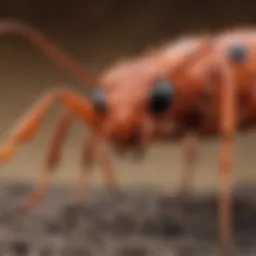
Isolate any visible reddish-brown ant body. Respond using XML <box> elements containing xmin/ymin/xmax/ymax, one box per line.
<box><xmin>0</xmin><ymin>20</ymin><xmax>254</xmax><ymax>248</ymax></box>
<box><xmin>0</xmin><ymin>20</ymin><xmax>209</xmax><ymax>211</ymax></box>
<box><xmin>148</xmin><ymin>28</ymin><xmax>256</xmax><ymax>248</ymax></box>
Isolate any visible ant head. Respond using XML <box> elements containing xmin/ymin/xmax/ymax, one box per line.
<box><xmin>87</xmin><ymin>37</ymin><xmax>210</xmax><ymax>155</ymax></box>
<box><xmin>87</xmin><ymin>58</ymin><xmax>177</xmax><ymax>156</ymax></box>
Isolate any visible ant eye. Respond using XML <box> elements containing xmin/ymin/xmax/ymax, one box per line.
<box><xmin>148</xmin><ymin>78</ymin><xmax>174</xmax><ymax>115</ymax></box>
<box><xmin>227</xmin><ymin>43</ymin><xmax>247</xmax><ymax>63</ymax></box>
<box><xmin>89</xmin><ymin>90</ymin><xmax>106</xmax><ymax>114</ymax></box>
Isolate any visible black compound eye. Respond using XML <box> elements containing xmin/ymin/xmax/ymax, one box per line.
<box><xmin>227</xmin><ymin>43</ymin><xmax>247</xmax><ymax>63</ymax></box>
<box><xmin>148</xmin><ymin>78</ymin><xmax>174</xmax><ymax>115</ymax></box>
<box><xmin>89</xmin><ymin>90</ymin><xmax>106</xmax><ymax>114</ymax></box>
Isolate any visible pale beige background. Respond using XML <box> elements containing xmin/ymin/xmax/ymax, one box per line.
<box><xmin>0</xmin><ymin>0</ymin><xmax>255</xmax><ymax>196</ymax></box>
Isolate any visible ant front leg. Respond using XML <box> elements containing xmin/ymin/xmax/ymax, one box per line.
<box><xmin>74</xmin><ymin>134</ymin><xmax>118</xmax><ymax>206</ymax></box>
<box><xmin>96</xmin><ymin>138</ymin><xmax>118</xmax><ymax>189</ymax></box>
<box><xmin>24</xmin><ymin>119</ymin><xmax>116</xmax><ymax>210</ymax></box>
<box><xmin>0</xmin><ymin>89</ymin><xmax>100</xmax><ymax>163</ymax></box>
<box><xmin>176</xmin><ymin>132</ymin><xmax>199</xmax><ymax>200</ymax></box>
<box><xmin>74</xmin><ymin>134</ymin><xmax>97</xmax><ymax>206</ymax></box>
<box><xmin>0</xmin><ymin>89</ymin><xmax>101</xmax><ymax>212</ymax></box>
<box><xmin>23</xmin><ymin>109</ymin><xmax>73</xmax><ymax>212</ymax></box>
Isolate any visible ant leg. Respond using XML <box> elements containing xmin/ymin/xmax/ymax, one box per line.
<box><xmin>96</xmin><ymin>138</ymin><xmax>118</xmax><ymax>189</ymax></box>
<box><xmin>23</xmin><ymin>109</ymin><xmax>73</xmax><ymax>212</ymax></box>
<box><xmin>176</xmin><ymin>132</ymin><xmax>199</xmax><ymax>199</ymax></box>
<box><xmin>0</xmin><ymin>89</ymin><xmax>100</xmax><ymax>211</ymax></box>
<box><xmin>218</xmin><ymin>133</ymin><xmax>234</xmax><ymax>248</ymax></box>
<box><xmin>74</xmin><ymin>135</ymin><xmax>118</xmax><ymax>206</ymax></box>
<box><xmin>24</xmin><ymin>118</ymin><xmax>114</xmax><ymax>210</ymax></box>
<box><xmin>0</xmin><ymin>89</ymin><xmax>99</xmax><ymax>164</ymax></box>
<box><xmin>74</xmin><ymin>134</ymin><xmax>96</xmax><ymax>206</ymax></box>
<box><xmin>217</xmin><ymin>59</ymin><xmax>236</xmax><ymax>247</ymax></box>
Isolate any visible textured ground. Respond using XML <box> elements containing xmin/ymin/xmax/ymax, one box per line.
<box><xmin>0</xmin><ymin>184</ymin><xmax>254</xmax><ymax>255</ymax></box>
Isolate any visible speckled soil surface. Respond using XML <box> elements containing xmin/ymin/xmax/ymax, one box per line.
<box><xmin>0</xmin><ymin>184</ymin><xmax>255</xmax><ymax>255</ymax></box>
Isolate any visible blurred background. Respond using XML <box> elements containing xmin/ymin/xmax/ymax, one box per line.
<box><xmin>0</xmin><ymin>0</ymin><xmax>255</xmax><ymax>195</ymax></box>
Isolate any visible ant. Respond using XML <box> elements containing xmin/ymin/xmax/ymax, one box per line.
<box><xmin>0</xmin><ymin>19</ymin><xmax>209</xmax><ymax>213</ymax></box>
<box><xmin>0</xmin><ymin>19</ymin><xmax>252</xmax><ymax>248</ymax></box>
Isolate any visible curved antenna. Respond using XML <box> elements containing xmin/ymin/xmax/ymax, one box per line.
<box><xmin>0</xmin><ymin>19</ymin><xmax>97</xmax><ymax>86</ymax></box>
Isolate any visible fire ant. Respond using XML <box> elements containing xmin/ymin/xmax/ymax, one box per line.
<box><xmin>0</xmin><ymin>19</ymin><xmax>210</xmax><ymax>212</ymax></box>
<box><xmin>0</xmin><ymin>19</ymin><xmax>252</xmax><ymax>248</ymax></box>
